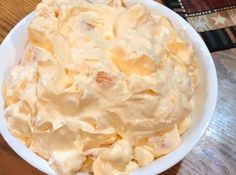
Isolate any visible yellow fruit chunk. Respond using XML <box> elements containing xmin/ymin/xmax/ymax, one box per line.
<box><xmin>168</xmin><ymin>42</ymin><xmax>193</xmax><ymax>65</ymax></box>
<box><xmin>111</xmin><ymin>48</ymin><xmax>157</xmax><ymax>76</ymax></box>
<box><xmin>168</xmin><ymin>42</ymin><xmax>188</xmax><ymax>54</ymax></box>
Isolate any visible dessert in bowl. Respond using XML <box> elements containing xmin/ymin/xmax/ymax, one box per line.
<box><xmin>0</xmin><ymin>0</ymin><xmax>217</xmax><ymax>175</ymax></box>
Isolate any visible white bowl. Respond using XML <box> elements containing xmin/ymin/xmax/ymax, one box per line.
<box><xmin>0</xmin><ymin>0</ymin><xmax>217</xmax><ymax>175</ymax></box>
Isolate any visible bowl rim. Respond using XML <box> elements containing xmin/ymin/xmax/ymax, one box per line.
<box><xmin>0</xmin><ymin>1</ymin><xmax>218</xmax><ymax>175</ymax></box>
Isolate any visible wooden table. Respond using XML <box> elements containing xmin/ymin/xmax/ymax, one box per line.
<box><xmin>0</xmin><ymin>1</ymin><xmax>235</xmax><ymax>175</ymax></box>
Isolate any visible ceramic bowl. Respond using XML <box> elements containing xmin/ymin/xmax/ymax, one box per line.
<box><xmin>0</xmin><ymin>0</ymin><xmax>217</xmax><ymax>174</ymax></box>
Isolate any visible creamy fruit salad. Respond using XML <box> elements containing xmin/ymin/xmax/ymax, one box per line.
<box><xmin>2</xmin><ymin>0</ymin><xmax>199</xmax><ymax>175</ymax></box>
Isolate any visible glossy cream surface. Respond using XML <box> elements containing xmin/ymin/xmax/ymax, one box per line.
<box><xmin>2</xmin><ymin>0</ymin><xmax>199</xmax><ymax>174</ymax></box>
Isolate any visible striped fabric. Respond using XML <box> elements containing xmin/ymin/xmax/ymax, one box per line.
<box><xmin>165</xmin><ymin>0</ymin><xmax>236</xmax><ymax>52</ymax></box>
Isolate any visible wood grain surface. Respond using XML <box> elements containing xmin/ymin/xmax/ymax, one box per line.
<box><xmin>0</xmin><ymin>1</ymin><xmax>235</xmax><ymax>175</ymax></box>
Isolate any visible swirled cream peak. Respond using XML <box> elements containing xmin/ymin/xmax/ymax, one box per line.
<box><xmin>3</xmin><ymin>0</ymin><xmax>199</xmax><ymax>175</ymax></box>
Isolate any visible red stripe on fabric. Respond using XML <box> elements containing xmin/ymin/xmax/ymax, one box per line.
<box><xmin>181</xmin><ymin>0</ymin><xmax>236</xmax><ymax>13</ymax></box>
